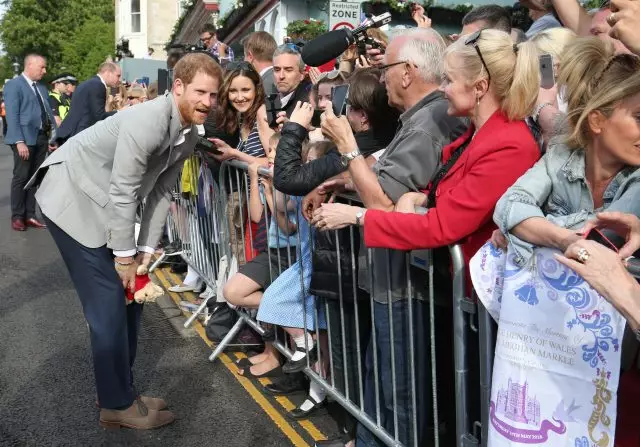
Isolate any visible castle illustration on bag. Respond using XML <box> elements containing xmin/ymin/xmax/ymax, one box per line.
<box><xmin>495</xmin><ymin>378</ymin><xmax>541</xmax><ymax>427</ymax></box>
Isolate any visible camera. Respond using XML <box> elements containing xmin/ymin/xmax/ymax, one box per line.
<box><xmin>357</xmin><ymin>36</ymin><xmax>384</xmax><ymax>58</ymax></box>
<box><xmin>265</xmin><ymin>94</ymin><xmax>283</xmax><ymax>129</ymax></box>
<box><xmin>115</xmin><ymin>39</ymin><xmax>134</xmax><ymax>61</ymax></box>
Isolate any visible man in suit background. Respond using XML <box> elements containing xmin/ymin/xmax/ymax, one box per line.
<box><xmin>242</xmin><ymin>31</ymin><xmax>277</xmax><ymax>95</ymax></box>
<box><xmin>28</xmin><ymin>53</ymin><xmax>222</xmax><ymax>429</ymax></box>
<box><xmin>272</xmin><ymin>44</ymin><xmax>310</xmax><ymax>117</ymax></box>
<box><xmin>4</xmin><ymin>53</ymin><xmax>58</xmax><ymax>231</ymax></box>
<box><xmin>56</xmin><ymin>62</ymin><xmax>121</xmax><ymax>143</ymax></box>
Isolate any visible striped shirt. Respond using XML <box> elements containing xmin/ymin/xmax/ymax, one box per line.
<box><xmin>237</xmin><ymin>121</ymin><xmax>265</xmax><ymax>158</ymax></box>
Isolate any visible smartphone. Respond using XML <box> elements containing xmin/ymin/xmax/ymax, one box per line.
<box><xmin>196</xmin><ymin>137</ymin><xmax>223</xmax><ymax>155</ymax></box>
<box><xmin>331</xmin><ymin>84</ymin><xmax>350</xmax><ymax>116</ymax></box>
<box><xmin>539</xmin><ymin>54</ymin><xmax>555</xmax><ymax>90</ymax></box>
<box><xmin>311</xmin><ymin>109</ymin><xmax>324</xmax><ymax>128</ymax></box>
<box><xmin>584</xmin><ymin>228</ymin><xmax>619</xmax><ymax>252</ymax></box>
<box><xmin>265</xmin><ymin>94</ymin><xmax>282</xmax><ymax>128</ymax></box>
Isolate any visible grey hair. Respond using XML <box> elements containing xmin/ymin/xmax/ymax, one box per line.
<box><xmin>98</xmin><ymin>62</ymin><xmax>120</xmax><ymax>74</ymax></box>
<box><xmin>394</xmin><ymin>28</ymin><xmax>447</xmax><ymax>84</ymax></box>
<box><xmin>272</xmin><ymin>45</ymin><xmax>305</xmax><ymax>71</ymax></box>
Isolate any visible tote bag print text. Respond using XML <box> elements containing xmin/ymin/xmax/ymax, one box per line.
<box><xmin>470</xmin><ymin>243</ymin><xmax>626</xmax><ymax>446</ymax></box>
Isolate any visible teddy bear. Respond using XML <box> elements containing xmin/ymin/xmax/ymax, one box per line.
<box><xmin>124</xmin><ymin>264</ymin><xmax>165</xmax><ymax>305</ymax></box>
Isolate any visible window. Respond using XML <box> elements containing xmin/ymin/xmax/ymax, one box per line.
<box><xmin>131</xmin><ymin>0</ymin><xmax>141</xmax><ymax>33</ymax></box>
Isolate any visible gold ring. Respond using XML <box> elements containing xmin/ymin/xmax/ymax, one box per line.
<box><xmin>577</xmin><ymin>247</ymin><xmax>591</xmax><ymax>263</ymax></box>
<box><xmin>607</xmin><ymin>12</ymin><xmax>617</xmax><ymax>25</ymax></box>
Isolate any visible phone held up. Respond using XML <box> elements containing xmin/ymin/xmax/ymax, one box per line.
<box><xmin>310</xmin><ymin>84</ymin><xmax>350</xmax><ymax>128</ymax></box>
<box><xmin>539</xmin><ymin>53</ymin><xmax>555</xmax><ymax>90</ymax></box>
<box><xmin>266</xmin><ymin>94</ymin><xmax>283</xmax><ymax>129</ymax></box>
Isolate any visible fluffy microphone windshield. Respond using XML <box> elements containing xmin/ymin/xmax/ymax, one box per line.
<box><xmin>301</xmin><ymin>29</ymin><xmax>352</xmax><ymax>67</ymax></box>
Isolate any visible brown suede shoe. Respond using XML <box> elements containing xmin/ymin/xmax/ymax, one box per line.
<box><xmin>96</xmin><ymin>395</ymin><xmax>168</xmax><ymax>411</ymax></box>
<box><xmin>99</xmin><ymin>399</ymin><xmax>175</xmax><ymax>430</ymax></box>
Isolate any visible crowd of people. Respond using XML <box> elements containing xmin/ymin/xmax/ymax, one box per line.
<box><xmin>5</xmin><ymin>0</ymin><xmax>640</xmax><ymax>444</ymax></box>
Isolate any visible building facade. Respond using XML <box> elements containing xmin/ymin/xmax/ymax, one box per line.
<box><xmin>115</xmin><ymin>0</ymin><xmax>188</xmax><ymax>60</ymax></box>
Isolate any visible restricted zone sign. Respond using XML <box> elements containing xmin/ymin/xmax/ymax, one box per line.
<box><xmin>329</xmin><ymin>0</ymin><xmax>361</xmax><ymax>31</ymax></box>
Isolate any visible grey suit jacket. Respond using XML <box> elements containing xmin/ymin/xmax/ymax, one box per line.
<box><xmin>28</xmin><ymin>93</ymin><xmax>197</xmax><ymax>251</ymax></box>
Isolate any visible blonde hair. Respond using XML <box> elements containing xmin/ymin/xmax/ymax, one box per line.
<box><xmin>530</xmin><ymin>28</ymin><xmax>576</xmax><ymax>62</ymax></box>
<box><xmin>444</xmin><ymin>28</ymin><xmax>539</xmax><ymax>121</ymax></box>
<box><xmin>557</xmin><ymin>37</ymin><xmax>640</xmax><ymax>149</ymax></box>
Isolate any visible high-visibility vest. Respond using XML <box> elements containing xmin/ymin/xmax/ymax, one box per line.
<box><xmin>49</xmin><ymin>91</ymin><xmax>70</xmax><ymax>120</ymax></box>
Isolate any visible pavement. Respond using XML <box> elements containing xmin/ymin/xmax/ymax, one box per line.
<box><xmin>0</xmin><ymin>140</ymin><xmax>336</xmax><ymax>446</ymax></box>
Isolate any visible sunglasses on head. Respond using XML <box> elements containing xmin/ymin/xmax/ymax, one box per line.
<box><xmin>284</xmin><ymin>43</ymin><xmax>301</xmax><ymax>53</ymax></box>
<box><xmin>464</xmin><ymin>30</ymin><xmax>491</xmax><ymax>86</ymax></box>
<box><xmin>226</xmin><ymin>60</ymin><xmax>254</xmax><ymax>72</ymax></box>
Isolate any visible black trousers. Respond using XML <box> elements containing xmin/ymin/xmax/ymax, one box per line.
<box><xmin>10</xmin><ymin>131</ymin><xmax>48</xmax><ymax>220</ymax></box>
<box><xmin>326</xmin><ymin>297</ymin><xmax>372</xmax><ymax>441</ymax></box>
<box><xmin>44</xmin><ymin>215</ymin><xmax>143</xmax><ymax>410</ymax></box>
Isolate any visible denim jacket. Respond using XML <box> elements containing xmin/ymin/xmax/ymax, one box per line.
<box><xmin>494</xmin><ymin>141</ymin><xmax>640</xmax><ymax>265</ymax></box>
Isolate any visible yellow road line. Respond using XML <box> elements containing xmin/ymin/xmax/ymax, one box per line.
<box><xmin>154</xmin><ymin>268</ymin><xmax>325</xmax><ymax>446</ymax></box>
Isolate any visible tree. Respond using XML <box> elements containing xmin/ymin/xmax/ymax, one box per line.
<box><xmin>0</xmin><ymin>0</ymin><xmax>115</xmax><ymax>86</ymax></box>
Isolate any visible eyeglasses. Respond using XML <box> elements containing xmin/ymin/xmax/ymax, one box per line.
<box><xmin>464</xmin><ymin>30</ymin><xmax>491</xmax><ymax>85</ymax></box>
<box><xmin>379</xmin><ymin>60</ymin><xmax>411</xmax><ymax>72</ymax></box>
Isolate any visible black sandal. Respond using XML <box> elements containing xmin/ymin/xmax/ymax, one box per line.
<box><xmin>235</xmin><ymin>357</ymin><xmax>252</xmax><ymax>368</ymax></box>
<box><xmin>238</xmin><ymin>364</ymin><xmax>283</xmax><ymax>379</ymax></box>
<box><xmin>283</xmin><ymin>345</ymin><xmax>318</xmax><ymax>374</ymax></box>
<box><xmin>288</xmin><ymin>395</ymin><xmax>325</xmax><ymax>420</ymax></box>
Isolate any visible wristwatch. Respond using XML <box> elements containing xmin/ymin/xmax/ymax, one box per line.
<box><xmin>341</xmin><ymin>149</ymin><xmax>362</xmax><ymax>167</ymax></box>
<box><xmin>355</xmin><ymin>209</ymin><xmax>366</xmax><ymax>226</ymax></box>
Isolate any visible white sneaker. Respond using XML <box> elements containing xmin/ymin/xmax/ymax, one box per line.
<box><xmin>199</xmin><ymin>285</ymin><xmax>216</xmax><ymax>300</ymax></box>
<box><xmin>168</xmin><ymin>281</ymin><xmax>202</xmax><ymax>293</ymax></box>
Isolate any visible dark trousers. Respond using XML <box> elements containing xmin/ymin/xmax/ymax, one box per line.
<box><xmin>356</xmin><ymin>299</ymin><xmax>455</xmax><ymax>447</ymax></box>
<box><xmin>326</xmin><ymin>298</ymin><xmax>372</xmax><ymax>441</ymax></box>
<box><xmin>44</xmin><ymin>215</ymin><xmax>143</xmax><ymax>410</ymax></box>
<box><xmin>10</xmin><ymin>131</ymin><xmax>48</xmax><ymax>220</ymax></box>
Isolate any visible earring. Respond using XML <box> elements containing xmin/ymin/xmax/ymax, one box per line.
<box><xmin>476</xmin><ymin>96</ymin><xmax>480</xmax><ymax>107</ymax></box>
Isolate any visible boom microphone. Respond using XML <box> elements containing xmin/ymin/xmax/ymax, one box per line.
<box><xmin>301</xmin><ymin>12</ymin><xmax>392</xmax><ymax>67</ymax></box>
<box><xmin>302</xmin><ymin>29</ymin><xmax>352</xmax><ymax>67</ymax></box>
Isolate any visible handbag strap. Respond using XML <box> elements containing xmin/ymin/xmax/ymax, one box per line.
<box><xmin>426</xmin><ymin>136</ymin><xmax>472</xmax><ymax>208</ymax></box>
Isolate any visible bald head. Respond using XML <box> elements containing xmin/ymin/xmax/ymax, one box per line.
<box><xmin>98</xmin><ymin>62</ymin><xmax>122</xmax><ymax>88</ymax></box>
<box><xmin>23</xmin><ymin>54</ymin><xmax>47</xmax><ymax>81</ymax></box>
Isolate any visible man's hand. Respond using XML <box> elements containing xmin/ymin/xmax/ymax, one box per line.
<box><xmin>16</xmin><ymin>142</ymin><xmax>29</xmax><ymax>161</ymax></box>
<box><xmin>355</xmin><ymin>55</ymin><xmax>372</xmax><ymax>69</ymax></box>
<box><xmin>365</xmin><ymin>45</ymin><xmax>385</xmax><ymax>67</ymax></box>
<box><xmin>114</xmin><ymin>256</ymin><xmax>139</xmax><ymax>294</ymax></box>
<box><xmin>394</xmin><ymin>192</ymin><xmax>427</xmax><ymax>214</ymax></box>
<box><xmin>289</xmin><ymin>101</ymin><xmax>314</xmax><ymax>130</ymax></box>
<box><xmin>309</xmin><ymin>67</ymin><xmax>323</xmax><ymax>85</ymax></box>
<box><xmin>320</xmin><ymin>106</ymin><xmax>357</xmax><ymax>154</ymax></box>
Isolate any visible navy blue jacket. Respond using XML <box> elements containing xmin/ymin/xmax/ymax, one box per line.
<box><xmin>56</xmin><ymin>75</ymin><xmax>116</xmax><ymax>141</ymax></box>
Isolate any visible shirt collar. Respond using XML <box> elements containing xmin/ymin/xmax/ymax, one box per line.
<box><xmin>22</xmin><ymin>72</ymin><xmax>35</xmax><ymax>86</ymax></box>
<box><xmin>97</xmin><ymin>74</ymin><xmax>107</xmax><ymax>88</ymax></box>
<box><xmin>259</xmin><ymin>66</ymin><xmax>273</xmax><ymax>77</ymax></box>
<box><xmin>280</xmin><ymin>91</ymin><xmax>295</xmax><ymax>107</ymax></box>
<box><xmin>399</xmin><ymin>90</ymin><xmax>444</xmax><ymax>124</ymax></box>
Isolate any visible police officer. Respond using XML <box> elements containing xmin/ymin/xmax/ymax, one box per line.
<box><xmin>49</xmin><ymin>73</ymin><xmax>73</xmax><ymax>125</ymax></box>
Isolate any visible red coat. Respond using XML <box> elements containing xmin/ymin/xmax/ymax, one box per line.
<box><xmin>364</xmin><ymin>110</ymin><xmax>540</xmax><ymax>267</ymax></box>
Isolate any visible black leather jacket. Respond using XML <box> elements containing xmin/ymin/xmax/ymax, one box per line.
<box><xmin>272</xmin><ymin>121</ymin><xmax>391</xmax><ymax>301</ymax></box>
<box><xmin>273</xmin><ymin>122</ymin><xmax>387</xmax><ymax>196</ymax></box>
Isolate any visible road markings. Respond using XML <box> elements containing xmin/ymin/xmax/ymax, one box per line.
<box><xmin>154</xmin><ymin>268</ymin><xmax>326</xmax><ymax>446</ymax></box>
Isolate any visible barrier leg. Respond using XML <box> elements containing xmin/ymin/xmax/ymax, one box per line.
<box><xmin>209</xmin><ymin>316</ymin><xmax>246</xmax><ymax>362</ymax></box>
<box><xmin>149</xmin><ymin>251</ymin><xmax>183</xmax><ymax>273</ymax></box>
<box><xmin>477</xmin><ymin>301</ymin><xmax>495</xmax><ymax>447</ymax></box>
<box><xmin>184</xmin><ymin>293</ymin><xmax>215</xmax><ymax>329</ymax></box>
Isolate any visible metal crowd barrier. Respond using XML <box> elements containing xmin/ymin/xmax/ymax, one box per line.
<box><xmin>154</xmin><ymin>154</ymin><xmax>490</xmax><ymax>447</ymax></box>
